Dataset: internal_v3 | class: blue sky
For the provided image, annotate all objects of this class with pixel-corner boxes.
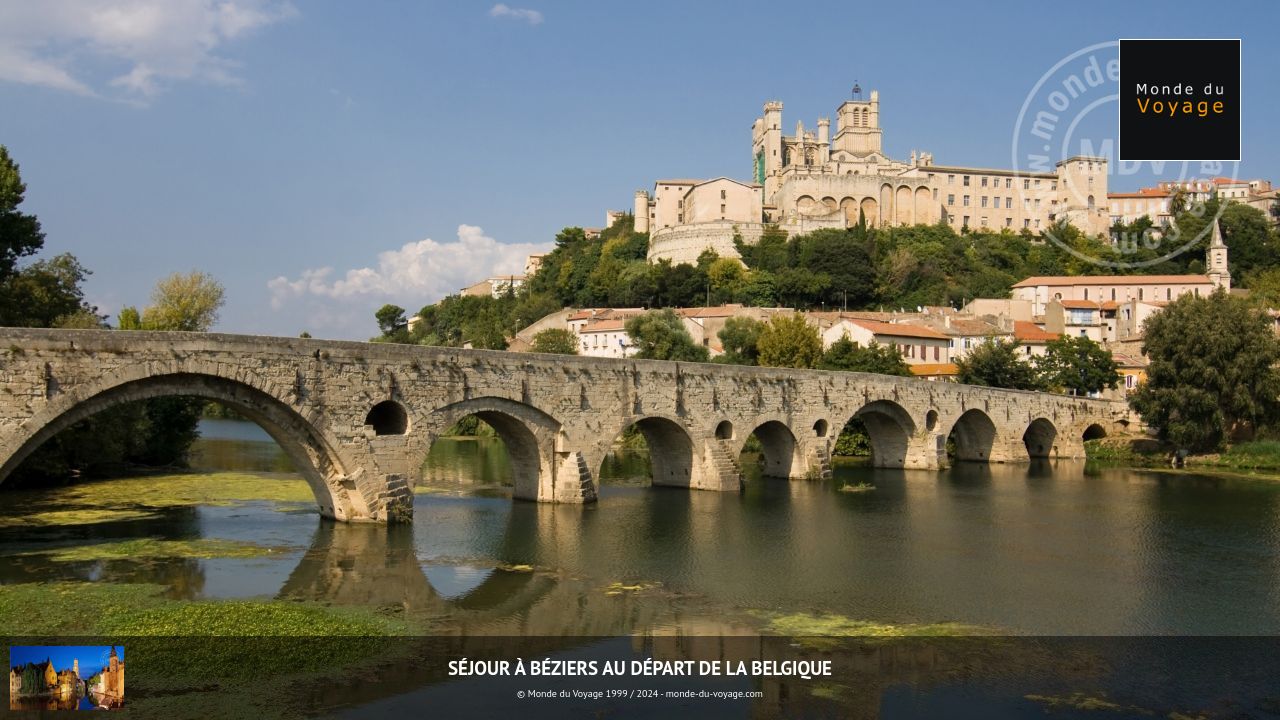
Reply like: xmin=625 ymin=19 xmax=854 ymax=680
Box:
xmin=1 ymin=1 xmax=1276 ymax=339
xmin=10 ymin=645 xmax=122 ymax=677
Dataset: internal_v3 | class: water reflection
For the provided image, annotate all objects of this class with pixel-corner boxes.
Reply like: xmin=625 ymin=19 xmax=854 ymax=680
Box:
xmin=2 ymin=421 xmax=1280 ymax=635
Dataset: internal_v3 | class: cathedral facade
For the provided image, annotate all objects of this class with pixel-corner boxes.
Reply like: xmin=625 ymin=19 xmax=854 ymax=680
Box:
xmin=640 ymin=90 xmax=1112 ymax=264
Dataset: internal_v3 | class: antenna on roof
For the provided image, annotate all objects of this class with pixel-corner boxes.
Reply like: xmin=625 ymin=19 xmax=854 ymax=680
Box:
xmin=852 ymin=81 xmax=863 ymax=100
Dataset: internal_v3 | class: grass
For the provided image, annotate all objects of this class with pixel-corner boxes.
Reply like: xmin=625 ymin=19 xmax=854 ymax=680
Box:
xmin=838 ymin=482 xmax=875 ymax=493
xmin=1085 ymin=438 xmax=1280 ymax=479
xmin=16 ymin=538 xmax=294 ymax=562
xmin=0 ymin=582 xmax=420 ymax=719
xmin=1202 ymin=440 xmax=1280 ymax=472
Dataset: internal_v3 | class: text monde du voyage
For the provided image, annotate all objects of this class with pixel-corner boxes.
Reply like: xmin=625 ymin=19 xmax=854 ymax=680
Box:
xmin=1134 ymin=82 xmax=1228 ymax=118
xmin=448 ymin=658 xmax=833 ymax=680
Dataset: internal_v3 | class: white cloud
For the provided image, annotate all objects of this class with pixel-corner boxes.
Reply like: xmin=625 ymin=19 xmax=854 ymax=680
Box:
xmin=267 ymin=224 xmax=551 ymax=312
xmin=0 ymin=0 xmax=297 ymax=99
xmin=488 ymin=4 xmax=543 ymax=25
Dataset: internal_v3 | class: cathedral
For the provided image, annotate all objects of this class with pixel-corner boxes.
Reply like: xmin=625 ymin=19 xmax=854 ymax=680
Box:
xmin=639 ymin=89 xmax=1112 ymax=264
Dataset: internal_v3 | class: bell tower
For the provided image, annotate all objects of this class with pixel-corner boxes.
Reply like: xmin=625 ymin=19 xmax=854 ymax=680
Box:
xmin=832 ymin=89 xmax=883 ymax=157
xmin=1207 ymin=218 xmax=1231 ymax=290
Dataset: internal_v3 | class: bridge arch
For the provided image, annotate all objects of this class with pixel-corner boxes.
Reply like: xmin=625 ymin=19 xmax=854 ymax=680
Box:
xmin=601 ymin=415 xmax=697 ymax=489
xmin=946 ymin=408 xmax=998 ymax=463
xmin=1082 ymin=423 xmax=1108 ymax=441
xmin=0 ymin=370 xmax=366 ymax=520
xmin=424 ymin=396 xmax=563 ymax=502
xmin=1023 ymin=418 xmax=1058 ymax=458
xmin=849 ymin=399 xmax=916 ymax=468
xmin=741 ymin=420 xmax=802 ymax=478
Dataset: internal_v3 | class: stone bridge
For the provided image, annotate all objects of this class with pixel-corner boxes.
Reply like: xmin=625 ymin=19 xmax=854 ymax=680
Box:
xmin=0 ymin=328 xmax=1132 ymax=522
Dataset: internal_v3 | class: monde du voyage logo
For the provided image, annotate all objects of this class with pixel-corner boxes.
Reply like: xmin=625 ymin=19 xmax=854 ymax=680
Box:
xmin=1119 ymin=39 xmax=1241 ymax=162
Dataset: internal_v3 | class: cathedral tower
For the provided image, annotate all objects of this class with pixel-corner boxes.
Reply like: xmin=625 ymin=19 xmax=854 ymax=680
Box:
xmin=832 ymin=89 xmax=883 ymax=157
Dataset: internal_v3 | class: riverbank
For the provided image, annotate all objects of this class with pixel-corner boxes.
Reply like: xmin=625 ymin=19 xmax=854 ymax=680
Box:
xmin=1086 ymin=438 xmax=1280 ymax=478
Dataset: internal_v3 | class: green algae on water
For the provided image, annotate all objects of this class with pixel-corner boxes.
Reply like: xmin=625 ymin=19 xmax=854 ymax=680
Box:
xmin=0 ymin=472 xmax=316 ymax=528
xmin=18 ymin=538 xmax=295 ymax=562
xmin=0 ymin=507 xmax=164 ymax=527
xmin=0 ymin=581 xmax=415 ymax=637
xmin=755 ymin=611 xmax=992 ymax=637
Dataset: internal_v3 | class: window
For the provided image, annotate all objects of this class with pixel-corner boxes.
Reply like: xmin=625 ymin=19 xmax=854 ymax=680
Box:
xmin=981 ymin=177 xmax=988 ymax=187
xmin=720 ymin=189 xmax=726 ymax=199
xmin=933 ymin=188 xmax=939 ymax=200
xmin=963 ymin=175 xmax=970 ymax=186
xmin=1138 ymin=288 xmax=1144 ymax=301
xmin=1111 ymin=288 xmax=1116 ymax=301
xmin=1035 ymin=179 xmax=1041 ymax=188
xmin=1126 ymin=375 xmax=1136 ymax=389
xmin=1024 ymin=179 xmax=1030 ymax=190
xmin=934 ymin=346 xmax=940 ymax=361
xmin=963 ymin=215 xmax=970 ymax=226
xmin=981 ymin=196 xmax=988 ymax=208
xmin=1006 ymin=217 xmax=1012 ymax=227
xmin=947 ymin=194 xmax=955 ymax=206
xmin=1024 ymin=219 xmax=1031 ymax=228
xmin=1052 ymin=181 xmax=1058 ymax=191
xmin=963 ymin=195 xmax=970 ymax=206
xmin=1084 ymin=289 xmax=1089 ymax=300
xmin=1035 ymin=199 xmax=1041 ymax=209
xmin=981 ymin=216 xmax=989 ymax=226
xmin=1005 ymin=178 xmax=1012 ymax=189
xmin=948 ymin=174 xmax=955 ymax=184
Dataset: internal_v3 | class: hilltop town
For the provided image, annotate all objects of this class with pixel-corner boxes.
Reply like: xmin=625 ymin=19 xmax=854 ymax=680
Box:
xmin=405 ymin=91 xmax=1278 ymax=410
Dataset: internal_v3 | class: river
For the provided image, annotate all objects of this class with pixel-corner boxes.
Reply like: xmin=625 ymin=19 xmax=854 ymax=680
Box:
xmin=2 ymin=418 xmax=1279 ymax=715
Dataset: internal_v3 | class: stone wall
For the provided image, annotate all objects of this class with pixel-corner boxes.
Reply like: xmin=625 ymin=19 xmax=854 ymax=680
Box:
xmin=0 ymin=328 xmax=1131 ymax=523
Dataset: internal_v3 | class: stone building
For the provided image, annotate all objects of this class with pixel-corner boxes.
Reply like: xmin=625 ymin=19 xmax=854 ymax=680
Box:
xmin=640 ymin=90 xmax=1111 ymax=264
xmin=95 ymin=646 xmax=123 ymax=705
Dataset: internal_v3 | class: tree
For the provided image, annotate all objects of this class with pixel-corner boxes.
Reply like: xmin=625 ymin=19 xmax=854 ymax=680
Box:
xmin=757 ymin=313 xmax=822 ymax=369
xmin=716 ymin=317 xmax=763 ymax=365
xmin=1217 ymin=203 xmax=1277 ymax=279
xmin=0 ymin=145 xmax=45 ymax=281
xmin=141 ymin=271 xmax=225 ymax=331
xmin=955 ymin=338 xmax=1044 ymax=390
xmin=818 ymin=336 xmax=912 ymax=376
xmin=531 ymin=328 xmax=578 ymax=354
xmin=0 ymin=253 xmax=96 ymax=327
xmin=375 ymin=304 xmax=407 ymax=335
xmin=1130 ymin=289 xmax=1280 ymax=451
xmin=117 ymin=306 xmax=143 ymax=330
xmin=1036 ymin=335 xmax=1120 ymax=395
xmin=624 ymin=309 xmax=709 ymax=361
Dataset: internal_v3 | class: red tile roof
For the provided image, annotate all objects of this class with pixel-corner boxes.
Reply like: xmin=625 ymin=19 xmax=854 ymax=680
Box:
xmin=1059 ymin=299 xmax=1101 ymax=309
xmin=1014 ymin=321 xmax=1059 ymax=342
xmin=846 ymin=318 xmax=950 ymax=340
xmin=910 ymin=363 xmax=959 ymax=376
xmin=1013 ymin=275 xmax=1212 ymax=288
xmin=580 ymin=319 xmax=628 ymax=333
